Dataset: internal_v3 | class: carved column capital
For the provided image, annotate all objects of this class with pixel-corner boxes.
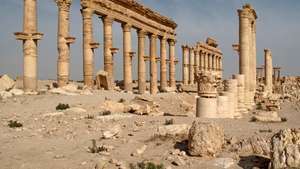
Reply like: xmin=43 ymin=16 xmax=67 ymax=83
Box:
xmin=122 ymin=23 xmax=132 ymax=32
xmin=81 ymin=7 xmax=93 ymax=19
xmin=55 ymin=0 xmax=72 ymax=11
xmin=137 ymin=29 xmax=146 ymax=38
xmin=102 ymin=16 xmax=114 ymax=24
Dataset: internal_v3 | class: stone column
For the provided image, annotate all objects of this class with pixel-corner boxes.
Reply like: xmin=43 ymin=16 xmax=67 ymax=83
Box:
xmin=208 ymin=53 xmax=213 ymax=72
xmin=81 ymin=7 xmax=98 ymax=87
xmin=182 ymin=45 xmax=189 ymax=85
xmin=56 ymin=0 xmax=75 ymax=87
xmin=137 ymin=29 xmax=146 ymax=94
xmin=249 ymin=20 xmax=257 ymax=103
xmin=168 ymin=39 xmax=176 ymax=88
xmin=264 ymin=48 xmax=272 ymax=94
xmin=149 ymin=34 xmax=158 ymax=94
xmin=15 ymin=0 xmax=43 ymax=92
xmin=122 ymin=23 xmax=132 ymax=92
xmin=194 ymin=50 xmax=200 ymax=76
xmin=238 ymin=8 xmax=251 ymax=107
xmin=102 ymin=16 xmax=114 ymax=87
xmin=200 ymin=50 xmax=204 ymax=71
xmin=224 ymin=79 xmax=241 ymax=118
xmin=204 ymin=52 xmax=209 ymax=71
xmin=212 ymin=54 xmax=215 ymax=73
xmin=233 ymin=74 xmax=248 ymax=113
xmin=189 ymin=47 xmax=195 ymax=84
xmin=160 ymin=36 xmax=167 ymax=91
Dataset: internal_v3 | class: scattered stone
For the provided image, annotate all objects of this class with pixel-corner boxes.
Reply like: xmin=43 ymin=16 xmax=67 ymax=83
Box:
xmin=102 ymin=124 xmax=121 ymax=139
xmin=49 ymin=88 xmax=78 ymax=96
xmin=229 ymin=136 xmax=270 ymax=156
xmin=10 ymin=88 xmax=24 ymax=96
xmin=100 ymin=100 xmax=125 ymax=114
xmin=96 ymin=70 xmax=110 ymax=90
xmin=251 ymin=111 xmax=283 ymax=123
xmin=0 ymin=91 xmax=13 ymax=99
xmin=188 ymin=121 xmax=224 ymax=157
xmin=62 ymin=83 xmax=78 ymax=93
xmin=0 ymin=74 xmax=15 ymax=91
xmin=157 ymin=124 xmax=190 ymax=137
xmin=270 ymin=128 xmax=300 ymax=169
xmin=64 ymin=107 xmax=87 ymax=115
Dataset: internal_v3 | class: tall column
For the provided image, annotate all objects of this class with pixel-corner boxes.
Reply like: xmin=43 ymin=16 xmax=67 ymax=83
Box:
xmin=56 ymin=0 xmax=75 ymax=87
xmin=137 ymin=29 xmax=146 ymax=94
xmin=204 ymin=52 xmax=209 ymax=71
xmin=200 ymin=50 xmax=204 ymax=71
xmin=194 ymin=50 xmax=200 ymax=75
xmin=122 ymin=23 xmax=132 ymax=92
xmin=15 ymin=0 xmax=43 ymax=92
xmin=81 ymin=7 xmax=98 ymax=87
xmin=238 ymin=8 xmax=251 ymax=107
xmin=182 ymin=45 xmax=189 ymax=85
xmin=208 ymin=53 xmax=213 ymax=72
xmin=250 ymin=21 xmax=257 ymax=100
xmin=168 ymin=39 xmax=176 ymax=88
xmin=160 ymin=36 xmax=167 ymax=91
xmin=264 ymin=49 xmax=272 ymax=94
xmin=102 ymin=16 xmax=114 ymax=87
xmin=189 ymin=47 xmax=195 ymax=84
xmin=149 ymin=34 xmax=158 ymax=94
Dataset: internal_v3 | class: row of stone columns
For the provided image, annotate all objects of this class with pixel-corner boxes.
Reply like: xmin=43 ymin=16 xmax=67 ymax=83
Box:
xmin=237 ymin=4 xmax=257 ymax=108
xmin=182 ymin=45 xmax=223 ymax=85
xmin=81 ymin=7 xmax=177 ymax=94
xmin=15 ymin=0 xmax=177 ymax=94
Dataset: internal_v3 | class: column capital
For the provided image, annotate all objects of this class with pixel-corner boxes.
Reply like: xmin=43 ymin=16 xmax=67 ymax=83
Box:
xmin=81 ymin=7 xmax=93 ymax=19
xmin=101 ymin=15 xmax=114 ymax=24
xmin=168 ymin=39 xmax=176 ymax=45
xmin=148 ymin=33 xmax=158 ymax=39
xmin=122 ymin=23 xmax=132 ymax=32
xmin=137 ymin=29 xmax=146 ymax=38
xmin=56 ymin=0 xmax=72 ymax=11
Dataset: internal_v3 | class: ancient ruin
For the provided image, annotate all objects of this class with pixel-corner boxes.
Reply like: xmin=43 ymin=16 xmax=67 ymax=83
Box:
xmin=2 ymin=1 xmax=300 ymax=169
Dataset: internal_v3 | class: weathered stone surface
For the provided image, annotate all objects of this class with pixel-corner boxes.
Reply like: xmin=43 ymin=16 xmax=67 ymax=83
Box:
xmin=100 ymin=100 xmax=126 ymax=114
xmin=96 ymin=70 xmax=110 ymax=90
xmin=0 ymin=91 xmax=13 ymax=99
xmin=157 ymin=124 xmax=190 ymax=137
xmin=271 ymin=128 xmax=300 ymax=169
xmin=49 ymin=88 xmax=78 ymax=96
xmin=230 ymin=136 xmax=270 ymax=156
xmin=102 ymin=124 xmax=121 ymax=139
xmin=10 ymin=89 xmax=24 ymax=96
xmin=188 ymin=121 xmax=224 ymax=157
xmin=0 ymin=75 xmax=15 ymax=91
xmin=251 ymin=111 xmax=283 ymax=123
xmin=61 ymin=83 xmax=78 ymax=93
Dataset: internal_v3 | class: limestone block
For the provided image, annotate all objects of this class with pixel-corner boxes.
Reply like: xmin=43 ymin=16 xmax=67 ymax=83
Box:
xmin=0 ymin=74 xmax=15 ymax=91
xmin=96 ymin=70 xmax=110 ymax=90
xmin=196 ymin=97 xmax=218 ymax=118
xmin=188 ymin=121 xmax=224 ymax=157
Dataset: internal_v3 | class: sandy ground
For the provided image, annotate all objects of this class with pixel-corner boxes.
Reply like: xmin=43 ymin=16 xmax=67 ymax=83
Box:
xmin=0 ymin=86 xmax=299 ymax=169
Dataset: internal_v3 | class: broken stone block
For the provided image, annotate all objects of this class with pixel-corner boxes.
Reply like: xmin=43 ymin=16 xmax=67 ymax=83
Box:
xmin=102 ymin=124 xmax=121 ymax=139
xmin=96 ymin=70 xmax=110 ymax=90
xmin=157 ymin=124 xmax=190 ymax=137
xmin=0 ymin=74 xmax=15 ymax=91
xmin=251 ymin=111 xmax=283 ymax=123
xmin=271 ymin=128 xmax=300 ymax=169
xmin=188 ymin=121 xmax=224 ymax=157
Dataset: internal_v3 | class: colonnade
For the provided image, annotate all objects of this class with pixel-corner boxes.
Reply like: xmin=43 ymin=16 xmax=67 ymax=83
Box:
xmin=15 ymin=0 xmax=178 ymax=95
xmin=182 ymin=38 xmax=223 ymax=85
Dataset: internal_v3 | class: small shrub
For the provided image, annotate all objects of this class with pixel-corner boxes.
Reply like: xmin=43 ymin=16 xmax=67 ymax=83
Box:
xmin=85 ymin=114 xmax=94 ymax=119
xmin=164 ymin=119 xmax=174 ymax=125
xmin=129 ymin=161 xmax=164 ymax=169
xmin=8 ymin=120 xmax=23 ymax=128
xmin=118 ymin=98 xmax=126 ymax=103
xmin=88 ymin=139 xmax=108 ymax=153
xmin=56 ymin=103 xmax=70 ymax=110
xmin=99 ymin=110 xmax=111 ymax=116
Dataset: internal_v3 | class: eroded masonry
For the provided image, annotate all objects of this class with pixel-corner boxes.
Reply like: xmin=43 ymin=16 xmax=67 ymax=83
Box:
xmin=15 ymin=0 xmax=178 ymax=94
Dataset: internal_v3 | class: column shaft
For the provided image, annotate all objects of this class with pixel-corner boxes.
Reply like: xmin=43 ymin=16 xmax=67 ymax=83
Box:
xmin=250 ymin=21 xmax=257 ymax=98
xmin=102 ymin=16 xmax=114 ymax=87
xmin=149 ymin=34 xmax=158 ymax=94
xmin=137 ymin=30 xmax=146 ymax=94
xmin=169 ymin=40 xmax=176 ymax=88
xmin=194 ymin=50 xmax=200 ymax=75
xmin=82 ymin=8 xmax=94 ymax=87
xmin=264 ymin=49 xmax=272 ymax=93
xmin=56 ymin=0 xmax=73 ymax=87
xmin=189 ymin=48 xmax=194 ymax=84
xmin=208 ymin=53 xmax=212 ymax=72
xmin=182 ymin=46 xmax=189 ymax=85
xmin=160 ymin=36 xmax=167 ymax=91
xmin=122 ymin=23 xmax=132 ymax=92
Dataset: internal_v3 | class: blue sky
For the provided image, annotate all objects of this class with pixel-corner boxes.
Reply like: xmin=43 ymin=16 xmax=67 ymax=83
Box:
xmin=1 ymin=0 xmax=300 ymax=80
